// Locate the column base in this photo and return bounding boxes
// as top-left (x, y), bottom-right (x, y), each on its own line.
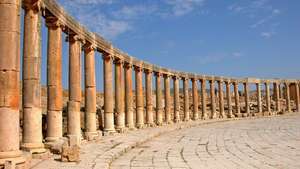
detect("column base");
top-left (211, 113), bottom-right (217, 119)
top-left (0, 152), bottom-right (30, 169)
top-left (21, 143), bottom-right (47, 155)
top-left (136, 124), bottom-right (144, 129)
top-left (45, 136), bottom-right (61, 143)
top-left (202, 114), bottom-right (209, 120)
top-left (103, 128), bottom-right (116, 136)
top-left (84, 131), bottom-right (100, 141)
top-left (115, 127), bottom-right (127, 133)
top-left (174, 119), bottom-right (181, 123)
top-left (242, 113), bottom-right (248, 117)
top-left (235, 113), bottom-right (242, 118)
top-left (146, 123), bottom-right (156, 127)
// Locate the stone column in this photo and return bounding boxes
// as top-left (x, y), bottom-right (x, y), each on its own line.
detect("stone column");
top-left (67, 34), bottom-right (82, 145)
top-left (173, 76), bottom-right (180, 122)
top-left (256, 83), bottom-right (262, 115)
top-left (183, 77), bottom-right (190, 121)
top-left (22, 2), bottom-right (45, 153)
top-left (0, 0), bottom-right (25, 165)
top-left (243, 82), bottom-right (250, 117)
top-left (114, 59), bottom-right (125, 132)
top-left (209, 80), bottom-right (217, 119)
top-left (296, 83), bottom-right (300, 112)
top-left (274, 82), bottom-right (281, 113)
top-left (265, 82), bottom-right (271, 116)
top-left (155, 72), bottom-right (163, 125)
top-left (192, 78), bottom-right (199, 120)
top-left (226, 81), bottom-right (234, 118)
top-left (145, 69), bottom-right (154, 126)
top-left (285, 83), bottom-right (291, 112)
top-left (84, 44), bottom-right (98, 140)
top-left (124, 63), bottom-right (134, 129)
top-left (218, 80), bottom-right (225, 118)
top-left (46, 17), bottom-right (63, 142)
top-left (103, 53), bottom-right (115, 133)
top-left (164, 74), bottom-right (171, 124)
top-left (135, 66), bottom-right (144, 128)
top-left (234, 81), bottom-right (241, 117)
top-left (201, 79), bottom-right (208, 119)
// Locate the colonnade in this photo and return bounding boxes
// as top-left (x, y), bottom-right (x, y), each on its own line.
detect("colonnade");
top-left (0, 0), bottom-right (299, 167)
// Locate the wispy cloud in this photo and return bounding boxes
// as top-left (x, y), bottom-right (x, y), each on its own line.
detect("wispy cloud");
top-left (164, 0), bottom-right (205, 16)
top-left (260, 31), bottom-right (276, 39)
top-left (196, 51), bottom-right (243, 65)
top-left (112, 5), bottom-right (158, 20)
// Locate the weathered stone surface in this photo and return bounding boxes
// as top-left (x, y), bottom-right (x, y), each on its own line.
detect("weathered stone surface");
top-left (61, 145), bottom-right (80, 162)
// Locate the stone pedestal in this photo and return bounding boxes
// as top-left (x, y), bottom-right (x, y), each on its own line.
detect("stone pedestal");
top-left (103, 53), bottom-right (115, 133)
top-left (46, 16), bottom-right (63, 142)
top-left (201, 79), bottom-right (208, 119)
top-left (192, 78), bottom-right (199, 120)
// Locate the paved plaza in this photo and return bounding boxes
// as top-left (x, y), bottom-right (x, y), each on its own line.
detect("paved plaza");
top-left (111, 114), bottom-right (300, 169)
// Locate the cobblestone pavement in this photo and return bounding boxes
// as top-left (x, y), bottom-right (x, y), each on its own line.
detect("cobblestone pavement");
top-left (111, 114), bottom-right (300, 169)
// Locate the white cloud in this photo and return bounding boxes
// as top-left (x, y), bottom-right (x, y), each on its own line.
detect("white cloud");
top-left (164, 0), bottom-right (205, 16)
top-left (112, 5), bottom-right (157, 20)
top-left (260, 31), bottom-right (275, 39)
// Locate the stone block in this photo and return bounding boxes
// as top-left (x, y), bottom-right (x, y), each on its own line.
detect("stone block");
top-left (47, 86), bottom-right (63, 111)
top-left (0, 33), bottom-right (19, 71)
top-left (22, 57), bottom-right (40, 80)
top-left (22, 80), bottom-right (41, 108)
top-left (61, 145), bottom-right (80, 162)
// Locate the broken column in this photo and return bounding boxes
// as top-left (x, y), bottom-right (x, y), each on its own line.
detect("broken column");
top-left (45, 16), bottom-right (63, 142)
top-left (84, 44), bottom-right (98, 140)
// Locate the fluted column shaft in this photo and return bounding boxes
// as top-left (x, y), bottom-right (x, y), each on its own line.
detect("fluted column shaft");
top-left (156, 73), bottom-right (163, 125)
top-left (226, 81), bottom-right (233, 118)
top-left (145, 70), bottom-right (154, 126)
top-left (256, 83), bottom-right (262, 114)
top-left (218, 80), bottom-right (225, 118)
top-left (173, 76), bottom-right (180, 122)
top-left (201, 79), bottom-right (208, 119)
top-left (114, 59), bottom-right (125, 132)
top-left (265, 82), bottom-right (271, 115)
top-left (183, 78), bottom-right (190, 121)
top-left (234, 82), bottom-right (241, 117)
top-left (22, 3), bottom-right (45, 153)
top-left (124, 63), bottom-right (134, 129)
top-left (0, 0), bottom-right (23, 161)
top-left (164, 75), bottom-right (171, 123)
top-left (274, 83), bottom-right (281, 112)
top-left (243, 82), bottom-right (250, 117)
top-left (192, 79), bottom-right (199, 120)
top-left (285, 83), bottom-right (291, 112)
top-left (84, 45), bottom-right (97, 140)
top-left (296, 83), bottom-right (300, 112)
top-left (103, 54), bottom-right (115, 133)
top-left (135, 66), bottom-right (144, 128)
top-left (67, 34), bottom-right (82, 145)
top-left (209, 80), bottom-right (216, 119)
top-left (46, 17), bottom-right (63, 142)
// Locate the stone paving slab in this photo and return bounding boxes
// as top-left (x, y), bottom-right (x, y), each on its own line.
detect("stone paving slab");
top-left (31, 117), bottom-right (236, 169)
top-left (111, 113), bottom-right (300, 169)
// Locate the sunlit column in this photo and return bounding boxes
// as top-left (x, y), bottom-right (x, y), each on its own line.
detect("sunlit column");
top-left (285, 82), bottom-right (291, 112)
top-left (243, 82), bottom-right (250, 117)
top-left (209, 80), bottom-right (217, 119)
top-left (295, 82), bottom-right (300, 112)
top-left (155, 72), bottom-right (163, 125)
top-left (135, 66), bottom-right (144, 128)
top-left (183, 77), bottom-right (190, 121)
top-left (192, 78), bottom-right (199, 120)
top-left (225, 81), bottom-right (234, 118)
top-left (265, 82), bottom-right (271, 116)
top-left (164, 74), bottom-right (172, 123)
top-left (114, 59), bottom-right (125, 132)
top-left (218, 80), bottom-right (225, 118)
top-left (173, 76), bottom-right (180, 122)
top-left (145, 69), bottom-right (154, 126)
top-left (256, 83), bottom-right (262, 114)
top-left (124, 62), bottom-right (134, 129)
top-left (234, 81), bottom-right (241, 117)
top-left (201, 78), bottom-right (208, 119)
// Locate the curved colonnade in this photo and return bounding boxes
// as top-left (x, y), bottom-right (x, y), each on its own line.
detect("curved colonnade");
top-left (0, 0), bottom-right (299, 168)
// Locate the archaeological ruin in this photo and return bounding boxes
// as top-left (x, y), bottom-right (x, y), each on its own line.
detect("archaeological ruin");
top-left (0, 0), bottom-right (299, 168)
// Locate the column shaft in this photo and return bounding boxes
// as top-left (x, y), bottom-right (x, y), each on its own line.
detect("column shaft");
top-left (243, 83), bottom-right (250, 117)
top-left (183, 78), bottom-right (190, 121)
top-left (218, 81), bottom-right (225, 118)
top-left (173, 77), bottom-right (180, 122)
top-left (234, 82), bottom-right (241, 117)
top-left (210, 80), bottom-right (216, 119)
top-left (84, 45), bottom-right (98, 140)
top-left (114, 60), bottom-right (125, 132)
top-left (156, 73), bottom-right (163, 125)
top-left (226, 81), bottom-right (234, 118)
top-left (257, 83), bottom-right (262, 114)
top-left (265, 83), bottom-right (271, 115)
top-left (46, 17), bottom-right (63, 142)
top-left (0, 0), bottom-right (24, 162)
top-left (103, 54), bottom-right (115, 133)
top-left (201, 79), bottom-right (208, 119)
top-left (135, 67), bottom-right (144, 128)
top-left (285, 83), bottom-right (291, 112)
top-left (22, 4), bottom-right (45, 152)
top-left (295, 83), bottom-right (300, 112)
top-left (67, 34), bottom-right (82, 144)
top-left (164, 75), bottom-right (171, 123)
top-left (124, 63), bottom-right (134, 129)
top-left (145, 70), bottom-right (154, 126)
top-left (274, 83), bottom-right (281, 112)
top-left (192, 79), bottom-right (199, 120)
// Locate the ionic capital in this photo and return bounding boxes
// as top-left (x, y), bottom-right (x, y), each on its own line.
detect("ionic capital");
top-left (45, 16), bottom-right (65, 29)
top-left (134, 66), bottom-right (143, 72)
top-left (102, 53), bottom-right (114, 61)
top-left (83, 43), bottom-right (96, 53)
top-left (163, 74), bottom-right (171, 79)
top-left (123, 62), bottom-right (133, 69)
top-left (144, 68), bottom-right (153, 74)
top-left (66, 33), bottom-right (83, 43)
top-left (172, 75), bottom-right (180, 80)
top-left (113, 58), bottom-right (123, 65)
top-left (155, 72), bottom-right (163, 77)
top-left (23, 0), bottom-right (42, 12)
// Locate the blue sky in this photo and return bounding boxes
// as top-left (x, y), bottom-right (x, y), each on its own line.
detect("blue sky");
top-left (26, 0), bottom-right (300, 91)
